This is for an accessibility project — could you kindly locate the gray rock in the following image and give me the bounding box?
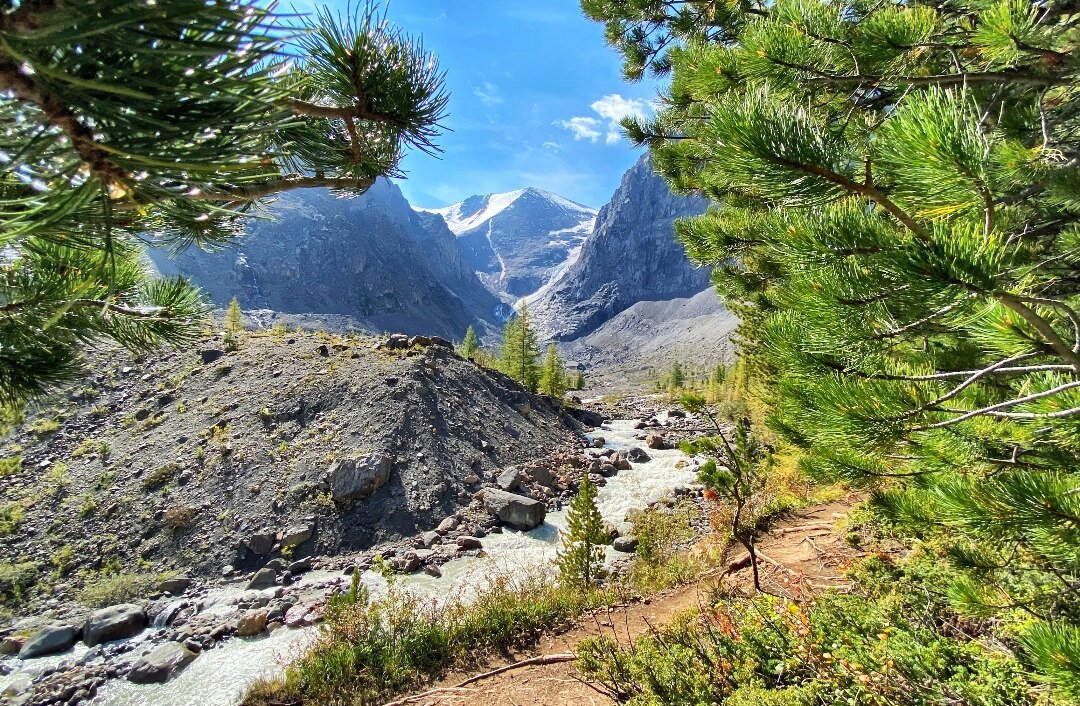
[127,642,198,684]
[527,466,554,487]
[627,447,652,463]
[236,610,269,637]
[19,625,77,659]
[280,522,313,547]
[200,349,225,364]
[613,536,639,553]
[589,437,606,448]
[243,532,275,556]
[288,558,313,574]
[83,604,147,647]
[611,453,632,471]
[327,454,392,504]
[598,462,619,478]
[436,516,458,534]
[246,568,278,590]
[496,466,526,492]
[158,576,192,595]
[456,536,483,550]
[420,530,440,548]
[481,489,547,531]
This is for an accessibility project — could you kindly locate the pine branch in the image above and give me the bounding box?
[287,98,407,128]
[916,380,1080,429]
[805,70,1070,88]
[196,175,376,203]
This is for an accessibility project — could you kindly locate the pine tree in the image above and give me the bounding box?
[574,371,586,391]
[557,474,607,590]
[585,0,1080,696]
[0,2,447,406]
[223,297,245,352]
[540,343,569,399]
[460,326,480,361]
[500,303,541,392]
[666,361,685,392]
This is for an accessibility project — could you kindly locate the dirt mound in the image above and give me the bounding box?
[0,332,583,604]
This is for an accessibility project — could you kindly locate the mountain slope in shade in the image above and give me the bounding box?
[148,180,501,339]
[530,156,711,341]
[420,188,597,299]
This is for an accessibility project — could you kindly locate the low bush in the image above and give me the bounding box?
[0,561,39,607]
[142,462,182,490]
[79,570,173,608]
[246,569,624,706]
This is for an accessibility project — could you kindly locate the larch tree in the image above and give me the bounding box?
[584,0,1080,697]
[0,1,447,407]
[539,343,568,399]
[223,297,244,352]
[459,325,480,361]
[500,303,541,393]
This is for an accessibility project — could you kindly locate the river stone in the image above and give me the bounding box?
[527,466,554,487]
[481,489,546,531]
[83,604,147,647]
[326,454,392,503]
[246,567,278,590]
[611,452,632,471]
[613,536,639,553]
[19,625,77,659]
[456,536,483,550]
[646,433,671,450]
[127,642,198,684]
[627,447,651,463]
[236,610,269,637]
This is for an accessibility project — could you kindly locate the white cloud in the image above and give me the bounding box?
[542,140,561,153]
[555,117,602,142]
[473,81,504,107]
[556,93,650,145]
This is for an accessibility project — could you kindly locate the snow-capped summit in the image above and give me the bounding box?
[417,188,598,299]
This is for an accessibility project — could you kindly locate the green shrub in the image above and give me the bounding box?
[0,502,25,536]
[164,505,197,531]
[28,417,60,435]
[0,455,20,476]
[79,571,170,608]
[142,462,182,490]
[0,561,39,606]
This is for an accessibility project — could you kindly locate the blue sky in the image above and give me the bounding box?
[309,0,661,209]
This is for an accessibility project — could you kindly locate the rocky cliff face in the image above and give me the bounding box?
[421,188,596,300]
[529,156,711,341]
[148,180,501,339]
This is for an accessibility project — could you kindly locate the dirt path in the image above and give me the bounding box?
[388,494,863,706]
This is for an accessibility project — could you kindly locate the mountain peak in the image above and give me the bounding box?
[418,188,596,236]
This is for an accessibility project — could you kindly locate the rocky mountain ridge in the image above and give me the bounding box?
[419,188,597,300]
[529,156,712,342]
[149,180,502,340]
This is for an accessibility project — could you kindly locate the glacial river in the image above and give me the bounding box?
[7,418,698,706]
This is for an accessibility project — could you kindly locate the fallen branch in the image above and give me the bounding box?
[755,550,797,574]
[772,522,834,535]
[455,653,578,688]
[380,687,474,706]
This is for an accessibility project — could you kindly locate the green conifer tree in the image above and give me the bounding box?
[540,343,569,399]
[460,325,480,361]
[557,473,608,590]
[500,303,541,392]
[585,0,1080,696]
[223,297,244,352]
[0,1,447,406]
[667,361,685,393]
[574,371,586,391]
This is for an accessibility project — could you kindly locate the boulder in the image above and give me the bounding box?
[280,522,314,547]
[568,407,605,427]
[598,462,619,478]
[496,467,527,492]
[327,454,392,504]
[83,604,147,647]
[429,336,453,348]
[527,465,554,487]
[613,536,639,553]
[646,433,672,450]
[481,489,547,531]
[246,567,278,590]
[243,532,275,556]
[19,625,77,659]
[394,552,421,573]
[456,536,483,550]
[127,642,198,684]
[589,437,606,448]
[158,576,191,595]
[420,530,440,548]
[236,610,269,637]
[627,447,652,463]
[377,334,410,350]
[436,516,458,534]
[288,558,313,574]
[611,452,632,471]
